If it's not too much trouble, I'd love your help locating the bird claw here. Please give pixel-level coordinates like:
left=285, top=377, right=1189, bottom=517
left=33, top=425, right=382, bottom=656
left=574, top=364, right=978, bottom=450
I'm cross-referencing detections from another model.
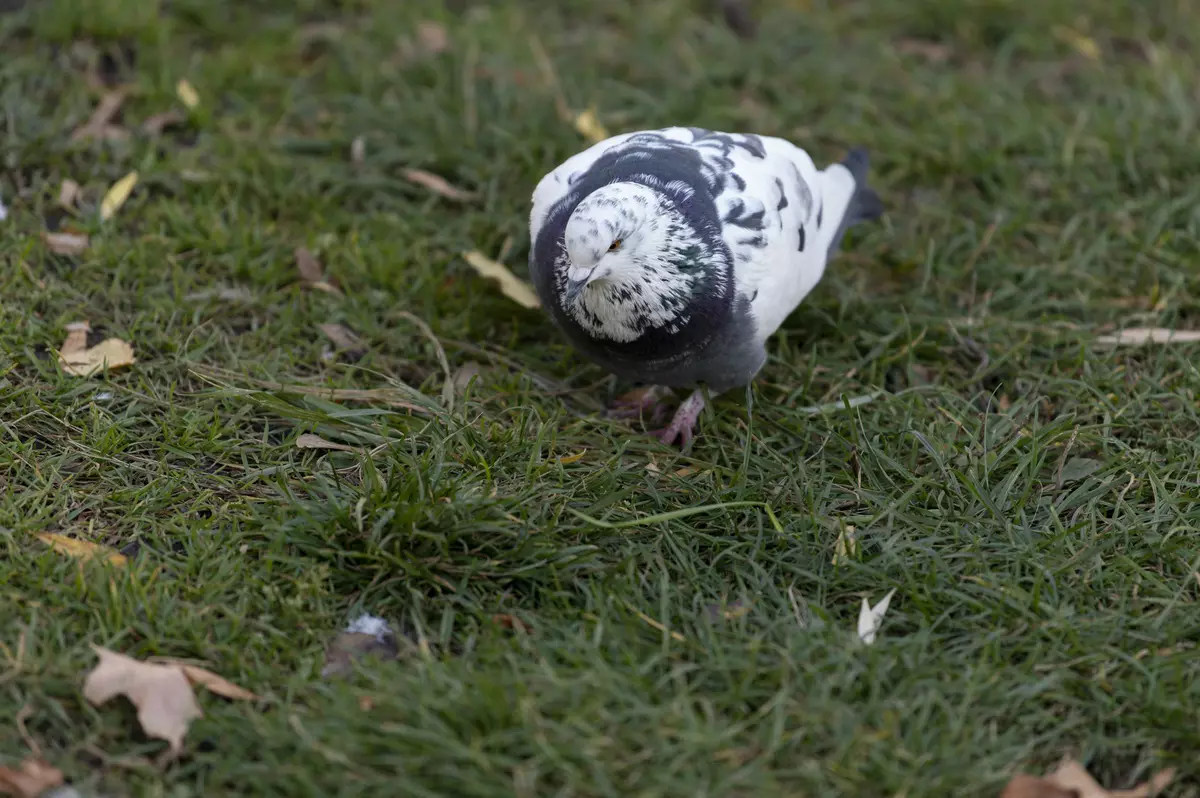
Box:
left=652, top=390, right=705, bottom=449
left=606, top=385, right=674, bottom=426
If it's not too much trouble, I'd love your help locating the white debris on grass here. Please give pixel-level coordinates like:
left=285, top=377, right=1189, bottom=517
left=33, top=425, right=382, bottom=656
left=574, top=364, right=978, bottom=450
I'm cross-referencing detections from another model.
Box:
left=0, top=193, right=8, bottom=221
left=346, top=613, right=393, bottom=642
left=857, top=588, right=897, bottom=645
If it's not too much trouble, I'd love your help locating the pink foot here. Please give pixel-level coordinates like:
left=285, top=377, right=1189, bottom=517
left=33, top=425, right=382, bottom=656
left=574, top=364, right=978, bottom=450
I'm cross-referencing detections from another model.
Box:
left=606, top=385, right=674, bottom=426
left=655, top=390, right=705, bottom=448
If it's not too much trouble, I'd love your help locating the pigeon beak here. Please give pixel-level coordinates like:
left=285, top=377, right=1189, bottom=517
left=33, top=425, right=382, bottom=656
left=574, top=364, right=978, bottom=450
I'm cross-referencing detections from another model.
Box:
left=565, top=267, right=597, bottom=304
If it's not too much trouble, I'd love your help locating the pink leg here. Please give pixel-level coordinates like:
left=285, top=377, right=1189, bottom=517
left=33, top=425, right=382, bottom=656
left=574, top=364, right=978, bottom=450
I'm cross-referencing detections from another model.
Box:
left=655, top=389, right=705, bottom=448
left=606, top=385, right=674, bottom=426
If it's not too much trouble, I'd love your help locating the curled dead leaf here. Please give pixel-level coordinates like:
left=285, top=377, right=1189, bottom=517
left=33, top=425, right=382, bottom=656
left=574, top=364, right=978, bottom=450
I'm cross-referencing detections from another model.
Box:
left=0, top=758, right=65, bottom=798
left=461, top=250, right=540, bottom=309
left=832, top=523, right=859, bottom=565
left=150, top=660, right=260, bottom=701
left=36, top=532, right=127, bottom=566
left=402, top=168, right=476, bottom=202
left=43, top=231, right=89, bottom=256
left=318, top=322, right=364, bottom=355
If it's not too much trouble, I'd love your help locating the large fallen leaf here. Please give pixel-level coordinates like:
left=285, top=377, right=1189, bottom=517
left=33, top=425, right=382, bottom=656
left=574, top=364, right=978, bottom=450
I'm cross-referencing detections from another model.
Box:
left=57, top=322, right=135, bottom=377
left=573, top=107, right=609, bottom=143
left=294, top=247, right=342, bottom=295
left=1095, top=327, right=1200, bottom=346
left=36, top=532, right=127, bottom=566
left=462, top=250, right=540, bottom=309
left=99, top=171, right=138, bottom=221
left=83, top=646, right=202, bottom=755
left=857, top=588, right=896, bottom=645
left=402, top=168, right=476, bottom=202
left=1000, top=758, right=1175, bottom=798
left=0, top=758, right=65, bottom=798
left=43, top=231, right=89, bottom=256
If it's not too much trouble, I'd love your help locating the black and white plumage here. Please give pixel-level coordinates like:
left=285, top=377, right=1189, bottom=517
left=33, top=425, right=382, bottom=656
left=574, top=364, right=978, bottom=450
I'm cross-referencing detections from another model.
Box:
left=528, top=127, right=884, bottom=447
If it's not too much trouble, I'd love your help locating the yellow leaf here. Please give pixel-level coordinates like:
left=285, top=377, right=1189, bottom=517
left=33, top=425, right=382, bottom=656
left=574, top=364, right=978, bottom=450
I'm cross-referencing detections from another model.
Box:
left=558, top=450, right=586, bottom=464
left=573, top=107, right=609, bottom=143
left=461, top=250, right=541, bottom=309
left=100, top=171, right=138, bottom=221
left=176, top=78, right=200, bottom=109
left=36, top=532, right=127, bottom=566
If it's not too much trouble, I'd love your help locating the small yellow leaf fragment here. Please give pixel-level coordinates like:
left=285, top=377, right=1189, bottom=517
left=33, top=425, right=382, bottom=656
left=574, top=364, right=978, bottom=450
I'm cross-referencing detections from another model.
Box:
left=176, top=78, right=200, bottom=109
left=1052, top=26, right=1101, bottom=61
left=100, top=171, right=138, bottom=221
left=36, top=532, right=128, bottom=566
left=558, top=450, right=586, bottom=464
left=462, top=250, right=541, bottom=309
left=573, top=106, right=609, bottom=143
left=296, top=433, right=359, bottom=452
left=83, top=646, right=201, bottom=756
left=832, top=523, right=858, bottom=565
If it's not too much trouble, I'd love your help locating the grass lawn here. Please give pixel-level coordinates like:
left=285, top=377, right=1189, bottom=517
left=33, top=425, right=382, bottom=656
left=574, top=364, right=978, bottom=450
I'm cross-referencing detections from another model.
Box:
left=3, top=0, right=1200, bottom=795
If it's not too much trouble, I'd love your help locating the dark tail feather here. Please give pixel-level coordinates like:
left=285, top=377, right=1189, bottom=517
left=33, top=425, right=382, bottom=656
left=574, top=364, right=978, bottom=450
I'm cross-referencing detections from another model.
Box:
left=827, top=147, right=884, bottom=255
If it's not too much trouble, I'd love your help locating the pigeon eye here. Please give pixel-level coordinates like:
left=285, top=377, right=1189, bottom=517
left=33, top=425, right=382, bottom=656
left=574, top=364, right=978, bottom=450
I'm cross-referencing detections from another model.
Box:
left=608, top=239, right=622, bottom=252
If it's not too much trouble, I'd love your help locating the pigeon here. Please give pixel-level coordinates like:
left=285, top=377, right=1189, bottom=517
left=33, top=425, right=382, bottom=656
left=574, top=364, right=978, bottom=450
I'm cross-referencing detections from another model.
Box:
left=528, top=127, right=883, bottom=447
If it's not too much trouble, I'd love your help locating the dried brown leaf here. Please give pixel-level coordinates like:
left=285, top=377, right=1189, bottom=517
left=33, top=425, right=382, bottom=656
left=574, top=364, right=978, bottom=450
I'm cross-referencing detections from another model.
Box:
left=294, top=247, right=342, bottom=294
left=1095, top=327, right=1200, bottom=346
left=82, top=646, right=202, bottom=755
left=296, top=433, right=359, bottom=453
left=491, top=614, right=533, bottom=634
left=69, top=90, right=127, bottom=143
left=402, top=168, right=476, bottom=202
left=1001, top=759, right=1175, bottom=798
left=43, top=231, right=89, bottom=256
left=0, top=758, right=65, bottom=798
left=451, top=362, right=481, bottom=395
left=461, top=250, right=540, bottom=309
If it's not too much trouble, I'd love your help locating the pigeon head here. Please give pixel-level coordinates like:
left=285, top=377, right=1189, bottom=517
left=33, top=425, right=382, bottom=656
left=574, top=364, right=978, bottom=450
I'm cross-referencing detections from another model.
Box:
left=556, top=181, right=723, bottom=344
